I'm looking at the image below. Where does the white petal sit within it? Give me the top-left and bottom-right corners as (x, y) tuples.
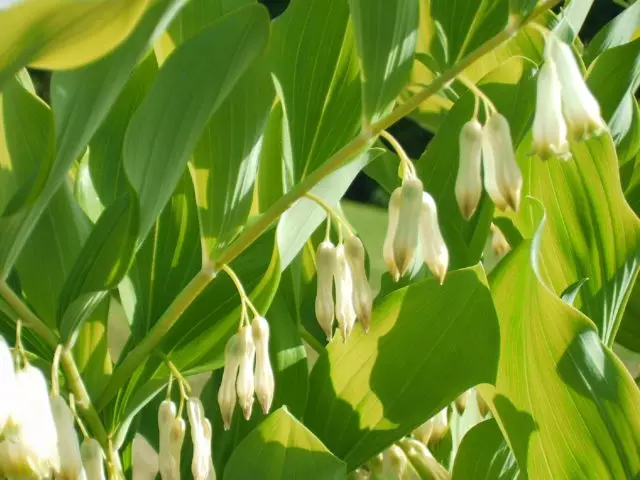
(455, 119), (483, 218)
(0, 336), (15, 432)
(236, 325), (256, 420)
(158, 400), (177, 480)
(334, 244), (357, 341)
(344, 235), (374, 331)
(315, 241), (337, 340)
(531, 58), (570, 159)
(392, 178), (424, 277)
(419, 193), (448, 284)
(383, 188), (402, 281)
(51, 395), (85, 479)
(217, 335), (242, 430)
(187, 398), (211, 480)
(252, 316), (274, 414)
(80, 438), (105, 480)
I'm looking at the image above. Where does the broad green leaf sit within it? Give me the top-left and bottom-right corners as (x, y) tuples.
(167, 0), (253, 43)
(484, 227), (640, 479)
(553, 0), (594, 42)
(451, 420), (519, 480)
(224, 407), (346, 480)
(349, 0), (418, 122)
(123, 4), (270, 240)
(588, 38), (640, 163)
(57, 193), (139, 340)
(0, 0), (183, 279)
(304, 265), (500, 470)
(502, 134), (640, 345)
(256, 102), (290, 213)
(0, 0), (149, 85)
(616, 280), (640, 352)
(415, 58), (537, 270)
(269, 0), (362, 179)
(584, 0), (640, 65)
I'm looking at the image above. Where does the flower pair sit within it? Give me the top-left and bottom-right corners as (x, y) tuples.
(532, 35), (605, 159)
(455, 113), (522, 219)
(384, 177), (449, 283)
(218, 316), (274, 430)
(315, 235), (373, 340)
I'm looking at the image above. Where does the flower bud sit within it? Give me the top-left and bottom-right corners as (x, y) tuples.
(0, 365), (59, 478)
(252, 316), (275, 414)
(477, 393), (490, 417)
(187, 398), (212, 480)
(0, 336), (15, 432)
(490, 223), (510, 256)
(482, 113), (522, 211)
(456, 119), (484, 219)
(419, 193), (448, 284)
(550, 36), (606, 140)
(51, 395), (85, 479)
(218, 334), (243, 430)
(392, 178), (424, 277)
(412, 419), (433, 445)
(385, 444), (408, 479)
(344, 235), (373, 332)
(531, 57), (570, 160)
(158, 400), (178, 480)
(334, 244), (357, 341)
(383, 188), (402, 281)
(80, 438), (105, 480)
(398, 438), (448, 479)
(236, 325), (256, 420)
(429, 408), (449, 446)
(315, 240), (337, 340)
(203, 419), (216, 480)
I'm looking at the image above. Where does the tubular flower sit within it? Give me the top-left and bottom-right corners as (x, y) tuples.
(429, 408), (450, 446)
(0, 336), (15, 432)
(218, 334), (243, 430)
(454, 389), (469, 415)
(252, 316), (275, 414)
(490, 223), (511, 256)
(531, 56), (570, 160)
(412, 418), (434, 446)
(169, 417), (186, 480)
(203, 419), (216, 480)
(80, 438), (105, 480)
(482, 113), (522, 212)
(456, 119), (484, 219)
(550, 36), (605, 140)
(344, 235), (374, 331)
(158, 400), (179, 480)
(187, 398), (212, 480)
(315, 240), (338, 340)
(419, 193), (449, 284)
(51, 395), (86, 480)
(0, 364), (59, 478)
(236, 325), (256, 420)
(383, 188), (402, 280)
(391, 177), (424, 277)
(385, 444), (408, 479)
(334, 244), (357, 341)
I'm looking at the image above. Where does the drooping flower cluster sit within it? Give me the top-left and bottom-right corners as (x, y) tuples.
(218, 315), (274, 430)
(531, 35), (605, 160)
(384, 176), (449, 283)
(186, 398), (215, 480)
(0, 336), (106, 479)
(455, 112), (522, 218)
(315, 234), (374, 341)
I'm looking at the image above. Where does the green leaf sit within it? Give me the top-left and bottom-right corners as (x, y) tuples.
(584, 0), (640, 65)
(57, 193), (139, 340)
(269, 0), (361, 179)
(588, 38), (640, 163)
(0, 0), (149, 86)
(451, 420), (519, 480)
(349, 0), (418, 122)
(224, 407), (347, 480)
(503, 134), (640, 345)
(553, 0), (594, 42)
(415, 57), (537, 270)
(123, 4), (270, 240)
(256, 102), (289, 213)
(0, 0), (183, 279)
(484, 224), (640, 478)
(304, 265), (500, 470)
(616, 280), (640, 352)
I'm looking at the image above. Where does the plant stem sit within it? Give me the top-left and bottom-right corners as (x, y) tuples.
(96, 265), (216, 410)
(304, 192), (354, 238)
(97, 0), (560, 415)
(456, 74), (497, 114)
(298, 325), (325, 354)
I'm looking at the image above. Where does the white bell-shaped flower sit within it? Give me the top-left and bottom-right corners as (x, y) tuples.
(252, 316), (274, 414)
(455, 119), (484, 219)
(490, 223), (511, 256)
(0, 364), (59, 478)
(550, 36), (606, 140)
(0, 336), (15, 433)
(218, 334), (243, 430)
(158, 400), (179, 480)
(482, 113), (522, 212)
(203, 419), (216, 480)
(385, 444), (408, 479)
(412, 418), (434, 445)
(80, 438), (105, 480)
(531, 57), (570, 160)
(51, 395), (86, 479)
(419, 193), (449, 284)
(315, 240), (338, 340)
(187, 397), (212, 480)
(236, 325), (256, 420)
(344, 235), (374, 331)
(169, 417), (186, 480)
(430, 407), (449, 445)
(383, 188), (402, 281)
(391, 178), (424, 277)
(334, 244), (357, 341)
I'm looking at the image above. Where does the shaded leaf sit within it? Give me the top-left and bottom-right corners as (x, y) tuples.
(584, 0), (640, 65)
